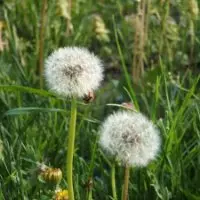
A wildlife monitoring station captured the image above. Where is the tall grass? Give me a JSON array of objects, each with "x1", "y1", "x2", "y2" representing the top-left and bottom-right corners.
[{"x1": 0, "y1": 0, "x2": 200, "y2": 199}]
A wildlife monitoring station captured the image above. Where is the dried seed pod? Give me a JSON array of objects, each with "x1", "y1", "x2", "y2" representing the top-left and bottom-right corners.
[
  {"x1": 84, "y1": 177, "x2": 93, "y2": 190},
  {"x1": 41, "y1": 168, "x2": 62, "y2": 185},
  {"x1": 83, "y1": 91, "x2": 95, "y2": 103}
]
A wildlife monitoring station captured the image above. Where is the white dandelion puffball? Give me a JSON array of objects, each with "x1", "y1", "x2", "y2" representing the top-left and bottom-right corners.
[
  {"x1": 44, "y1": 47, "x2": 103, "y2": 98},
  {"x1": 100, "y1": 111, "x2": 160, "y2": 167}
]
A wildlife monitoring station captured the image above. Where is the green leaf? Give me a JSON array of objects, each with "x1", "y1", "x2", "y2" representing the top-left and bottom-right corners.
[
  {"x1": 0, "y1": 85, "x2": 55, "y2": 98},
  {"x1": 181, "y1": 190, "x2": 200, "y2": 200},
  {"x1": 4, "y1": 107, "x2": 67, "y2": 116}
]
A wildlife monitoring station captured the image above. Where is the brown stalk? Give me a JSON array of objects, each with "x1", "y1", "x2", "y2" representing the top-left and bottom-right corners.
[
  {"x1": 0, "y1": 22, "x2": 6, "y2": 52},
  {"x1": 39, "y1": 0, "x2": 48, "y2": 88},
  {"x1": 122, "y1": 165, "x2": 130, "y2": 200},
  {"x1": 132, "y1": 0, "x2": 146, "y2": 83},
  {"x1": 188, "y1": 0, "x2": 199, "y2": 66},
  {"x1": 144, "y1": 0, "x2": 150, "y2": 43},
  {"x1": 66, "y1": 0, "x2": 73, "y2": 36},
  {"x1": 189, "y1": 20, "x2": 194, "y2": 66}
]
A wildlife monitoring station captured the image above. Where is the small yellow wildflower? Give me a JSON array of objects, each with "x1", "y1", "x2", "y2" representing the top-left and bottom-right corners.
[{"x1": 55, "y1": 190, "x2": 69, "y2": 200}]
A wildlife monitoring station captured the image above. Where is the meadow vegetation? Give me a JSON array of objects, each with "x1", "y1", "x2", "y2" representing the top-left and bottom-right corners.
[{"x1": 0, "y1": 0, "x2": 200, "y2": 199}]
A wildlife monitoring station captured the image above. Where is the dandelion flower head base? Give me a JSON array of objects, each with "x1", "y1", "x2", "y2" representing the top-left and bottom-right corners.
[
  {"x1": 100, "y1": 111, "x2": 161, "y2": 167},
  {"x1": 45, "y1": 47, "x2": 103, "y2": 98}
]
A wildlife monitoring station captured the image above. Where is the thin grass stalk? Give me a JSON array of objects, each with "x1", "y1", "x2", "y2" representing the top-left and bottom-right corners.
[
  {"x1": 122, "y1": 165, "x2": 130, "y2": 200},
  {"x1": 0, "y1": 23, "x2": 2, "y2": 51},
  {"x1": 87, "y1": 137, "x2": 98, "y2": 200},
  {"x1": 189, "y1": 20, "x2": 194, "y2": 65},
  {"x1": 141, "y1": 0, "x2": 145, "y2": 74},
  {"x1": 39, "y1": 0, "x2": 47, "y2": 88},
  {"x1": 111, "y1": 163, "x2": 117, "y2": 200},
  {"x1": 159, "y1": 0, "x2": 170, "y2": 55},
  {"x1": 113, "y1": 16, "x2": 139, "y2": 110},
  {"x1": 132, "y1": 2, "x2": 141, "y2": 82},
  {"x1": 144, "y1": 0, "x2": 150, "y2": 43},
  {"x1": 86, "y1": 140, "x2": 97, "y2": 200},
  {"x1": 0, "y1": 22, "x2": 6, "y2": 52},
  {"x1": 67, "y1": 97, "x2": 77, "y2": 200},
  {"x1": 188, "y1": 0, "x2": 198, "y2": 66},
  {"x1": 132, "y1": 0, "x2": 145, "y2": 83},
  {"x1": 66, "y1": 0, "x2": 72, "y2": 36}
]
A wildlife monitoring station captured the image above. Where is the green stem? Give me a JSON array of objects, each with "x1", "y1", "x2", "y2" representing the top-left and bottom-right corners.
[
  {"x1": 88, "y1": 189, "x2": 92, "y2": 200},
  {"x1": 111, "y1": 163, "x2": 117, "y2": 200},
  {"x1": 67, "y1": 97, "x2": 77, "y2": 200},
  {"x1": 39, "y1": 0, "x2": 47, "y2": 88},
  {"x1": 159, "y1": 0, "x2": 170, "y2": 55},
  {"x1": 122, "y1": 165, "x2": 130, "y2": 200}
]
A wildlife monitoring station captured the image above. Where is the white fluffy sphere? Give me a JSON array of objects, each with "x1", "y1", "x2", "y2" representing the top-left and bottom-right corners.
[
  {"x1": 44, "y1": 47, "x2": 103, "y2": 98},
  {"x1": 99, "y1": 111, "x2": 161, "y2": 167}
]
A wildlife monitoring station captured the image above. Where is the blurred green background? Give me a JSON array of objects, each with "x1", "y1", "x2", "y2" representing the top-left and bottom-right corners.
[{"x1": 0, "y1": 0, "x2": 200, "y2": 199}]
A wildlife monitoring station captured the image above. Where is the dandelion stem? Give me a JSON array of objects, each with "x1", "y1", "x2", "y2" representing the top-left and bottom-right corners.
[
  {"x1": 122, "y1": 165, "x2": 130, "y2": 200},
  {"x1": 67, "y1": 97, "x2": 77, "y2": 200},
  {"x1": 111, "y1": 163, "x2": 117, "y2": 200}
]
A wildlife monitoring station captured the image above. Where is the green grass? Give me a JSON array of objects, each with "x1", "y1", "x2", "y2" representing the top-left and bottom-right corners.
[{"x1": 0, "y1": 0, "x2": 200, "y2": 199}]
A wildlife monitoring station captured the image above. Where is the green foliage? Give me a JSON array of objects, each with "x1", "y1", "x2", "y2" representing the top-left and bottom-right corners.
[{"x1": 0, "y1": 0, "x2": 200, "y2": 199}]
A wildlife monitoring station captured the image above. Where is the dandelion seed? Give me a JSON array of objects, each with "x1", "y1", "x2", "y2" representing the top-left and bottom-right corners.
[
  {"x1": 99, "y1": 111, "x2": 160, "y2": 167},
  {"x1": 44, "y1": 47, "x2": 103, "y2": 98}
]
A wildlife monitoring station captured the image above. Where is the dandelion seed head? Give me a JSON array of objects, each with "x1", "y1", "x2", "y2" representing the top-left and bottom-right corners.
[
  {"x1": 99, "y1": 111, "x2": 161, "y2": 167},
  {"x1": 45, "y1": 47, "x2": 103, "y2": 98}
]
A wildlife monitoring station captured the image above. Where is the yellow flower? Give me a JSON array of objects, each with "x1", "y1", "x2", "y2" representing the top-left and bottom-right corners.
[{"x1": 55, "y1": 190, "x2": 69, "y2": 200}]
